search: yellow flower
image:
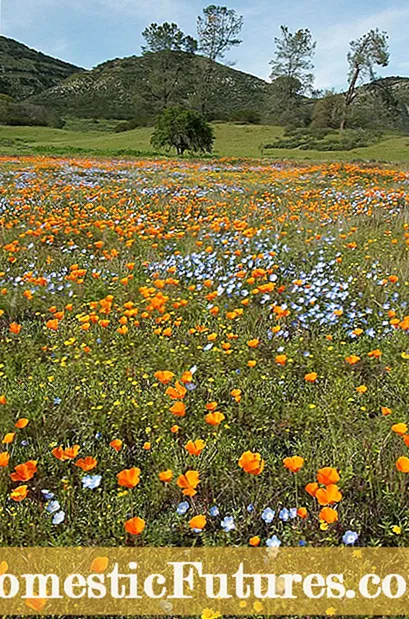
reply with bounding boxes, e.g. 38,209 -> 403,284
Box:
392,525 -> 402,535
253,601 -> 263,613
201,609 -> 221,619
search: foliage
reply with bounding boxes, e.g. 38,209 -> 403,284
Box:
150,106 -> 214,154
196,5 -> 244,113
142,22 -> 197,54
341,29 -> 389,130
0,98 -> 64,128
269,26 -> 316,94
264,127 -> 381,151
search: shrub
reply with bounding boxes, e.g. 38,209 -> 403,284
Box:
151,106 -> 214,155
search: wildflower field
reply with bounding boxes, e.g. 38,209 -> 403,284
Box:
1,155 -> 409,550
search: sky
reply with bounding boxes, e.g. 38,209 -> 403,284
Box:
1,0 -> 409,90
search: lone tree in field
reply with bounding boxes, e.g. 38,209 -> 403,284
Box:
141,23 -> 198,111
196,5 -> 243,113
269,26 -> 316,93
340,28 -> 389,130
151,106 -> 214,155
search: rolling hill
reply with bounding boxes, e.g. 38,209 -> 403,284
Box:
0,36 -> 82,101
30,53 -> 268,120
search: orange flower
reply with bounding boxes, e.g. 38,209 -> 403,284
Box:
305,482 -> 319,497
283,456 -> 304,473
75,457 -> 97,472
275,354 -> 287,366
185,440 -> 206,456
169,402 -> 186,417
9,322 -> 22,334
345,355 -> 361,365
392,423 -> 408,436
319,507 -> 338,523
158,469 -> 173,483
297,507 -> 308,519
90,557 -> 109,573
124,517 -> 145,535
165,382 -> 187,400
177,470 -> 200,496
204,411 -> 225,426
46,319 -> 59,331
205,402 -> 218,411
396,456 -> 409,473
25,598 -> 47,612
189,515 -> 206,530
0,395 -> 7,405
2,433 -> 15,444
249,536 -> 261,546
304,372 -> 318,382
154,370 -> 175,385
238,451 -> 265,475
315,484 -> 342,506
381,407 -> 392,416
10,460 -> 37,482
15,418 -> 29,429
10,485 -> 28,502
110,438 -> 123,452
181,371 -> 193,384
52,445 -> 80,461
317,467 -> 340,486
356,384 -> 367,394
368,349 -> 382,358
117,467 -> 141,488
247,339 -> 259,348
0,452 -> 10,467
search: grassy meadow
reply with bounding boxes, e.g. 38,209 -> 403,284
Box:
0,154 -> 409,559
0,121 -> 408,161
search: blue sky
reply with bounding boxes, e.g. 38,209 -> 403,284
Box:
2,0 -> 409,90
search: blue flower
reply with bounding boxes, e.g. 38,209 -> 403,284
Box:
221,516 -> 235,532
53,397 -> 61,405
209,506 -> 220,517
279,508 -> 290,522
41,489 -> 55,500
52,511 -> 65,525
177,501 -> 190,515
82,474 -> 102,489
45,500 -> 61,514
342,530 -> 358,545
266,535 -> 281,548
247,503 -> 254,513
289,508 -> 297,519
261,507 -> 275,524
298,540 -> 307,546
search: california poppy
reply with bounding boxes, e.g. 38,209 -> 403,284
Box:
158,470 -> 173,483
185,440 -> 205,456
124,517 -> 145,535
117,467 -> 141,488
238,451 -> 265,475
283,456 -> 304,473
189,515 -> 206,530
317,467 -> 340,486
75,457 -> 97,472
177,470 -> 200,496
319,507 -> 338,523
10,460 -> 37,482
10,485 -> 28,502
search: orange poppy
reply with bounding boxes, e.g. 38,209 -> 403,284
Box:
165,382 -> 187,400
189,515 -> 206,530
0,452 -> 10,467
238,451 -> 265,475
15,418 -> 29,429
315,484 -> 342,506
297,507 -> 308,519
304,372 -> 318,382
247,339 -> 259,348
117,467 -> 141,488
204,411 -> 225,426
10,485 -> 28,502
52,445 -> 80,461
305,482 -> 319,497
185,440 -> 205,456
275,354 -> 287,366
158,470 -> 173,483
75,457 -> 97,472
317,467 -> 340,486
0,395 -> 7,405
124,517 -> 145,535
9,322 -> 22,334
10,460 -> 37,482
110,439 -> 123,452
319,507 -> 338,523
169,402 -> 186,417
2,433 -> 15,444
283,456 -> 304,473
345,355 -> 361,365
154,370 -> 175,385
396,456 -> 409,473
249,536 -> 261,546
392,423 -> 408,436
177,470 -> 200,496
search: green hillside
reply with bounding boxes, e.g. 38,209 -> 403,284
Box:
30,53 -> 267,120
0,36 -> 82,100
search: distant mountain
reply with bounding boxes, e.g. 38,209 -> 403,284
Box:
30,53 -> 268,120
0,36 -> 82,100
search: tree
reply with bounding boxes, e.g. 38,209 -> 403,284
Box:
270,26 -> 316,94
340,28 -> 389,130
141,23 -> 197,112
151,106 -> 214,155
196,5 -> 243,113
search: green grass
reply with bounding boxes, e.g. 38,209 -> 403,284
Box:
0,122 -> 408,161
